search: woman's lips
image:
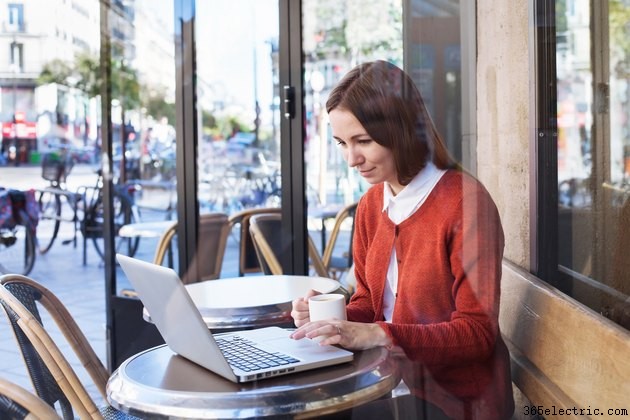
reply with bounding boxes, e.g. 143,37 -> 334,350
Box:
359,168 -> 374,176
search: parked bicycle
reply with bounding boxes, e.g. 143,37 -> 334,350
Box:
36,150 -> 82,254
0,188 -> 39,275
80,169 -> 141,262
199,166 -> 281,214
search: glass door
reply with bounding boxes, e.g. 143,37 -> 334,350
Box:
300,0 -> 403,287
102,0 -> 178,370
194,0 -> 281,279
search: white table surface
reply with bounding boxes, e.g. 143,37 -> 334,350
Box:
185,275 -> 340,308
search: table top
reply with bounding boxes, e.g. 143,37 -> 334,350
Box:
143,275 -> 343,330
119,220 -> 176,238
107,343 -> 400,419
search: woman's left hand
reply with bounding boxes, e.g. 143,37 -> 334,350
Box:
290,320 -> 392,351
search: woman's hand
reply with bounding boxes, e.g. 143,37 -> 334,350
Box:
290,289 -> 320,327
290,320 -> 392,351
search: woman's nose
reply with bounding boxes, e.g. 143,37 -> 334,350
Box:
345,147 -> 362,167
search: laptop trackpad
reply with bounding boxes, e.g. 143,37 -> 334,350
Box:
238,327 -> 351,359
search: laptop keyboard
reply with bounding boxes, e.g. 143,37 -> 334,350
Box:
216,336 -> 301,372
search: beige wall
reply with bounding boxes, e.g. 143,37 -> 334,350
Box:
476,0 -> 531,269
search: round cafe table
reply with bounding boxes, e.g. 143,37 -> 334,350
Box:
143,275 -> 343,330
107,343 -> 401,419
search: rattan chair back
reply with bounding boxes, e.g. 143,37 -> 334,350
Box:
0,275 -> 139,420
321,202 -> 358,279
152,220 -> 178,266
228,207 -> 281,276
196,213 -> 231,281
0,376 -> 61,420
152,213 -> 230,282
248,213 -> 329,278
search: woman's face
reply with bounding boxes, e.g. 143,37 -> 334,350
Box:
329,108 -> 402,193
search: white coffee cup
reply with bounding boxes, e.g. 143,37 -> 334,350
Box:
308,294 -> 347,342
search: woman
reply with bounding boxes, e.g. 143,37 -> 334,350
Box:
290,61 -> 514,419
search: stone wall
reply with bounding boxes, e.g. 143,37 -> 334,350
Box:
476,0 -> 531,269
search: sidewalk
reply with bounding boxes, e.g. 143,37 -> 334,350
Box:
0,163 -> 242,409
0,215 -> 242,410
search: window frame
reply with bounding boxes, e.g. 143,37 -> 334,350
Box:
531,0 -> 560,284
533,0 -> 630,331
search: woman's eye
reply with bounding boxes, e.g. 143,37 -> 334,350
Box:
336,140 -> 346,146
358,139 -> 372,144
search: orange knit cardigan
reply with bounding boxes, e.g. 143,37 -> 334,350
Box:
346,170 -> 514,419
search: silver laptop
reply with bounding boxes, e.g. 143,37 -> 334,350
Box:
116,254 -> 353,383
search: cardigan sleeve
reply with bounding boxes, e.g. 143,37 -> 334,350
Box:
377,182 -> 505,366
345,195 -> 378,323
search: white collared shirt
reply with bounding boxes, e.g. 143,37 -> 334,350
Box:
382,162 -> 446,322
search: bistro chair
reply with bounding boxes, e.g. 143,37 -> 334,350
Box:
320,202 -> 358,280
248,212 -> 329,277
194,212 -> 231,281
0,274 -> 139,420
151,220 -> 178,266
0,376 -> 61,420
227,207 -> 281,276
248,213 -> 351,301
153,213 -> 230,281
121,213 -> 230,298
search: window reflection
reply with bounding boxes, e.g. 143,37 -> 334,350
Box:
302,0 -> 467,287
302,0 -> 403,278
195,0 -> 280,278
556,0 -> 630,329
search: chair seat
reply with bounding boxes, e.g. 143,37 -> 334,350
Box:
329,255 -> 352,270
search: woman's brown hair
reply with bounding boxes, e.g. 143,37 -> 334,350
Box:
326,60 -> 455,185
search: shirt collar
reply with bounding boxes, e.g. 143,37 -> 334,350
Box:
382,161 -> 441,213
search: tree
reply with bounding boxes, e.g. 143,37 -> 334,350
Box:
141,86 -> 176,124
111,59 -> 140,111
304,0 -> 402,63
38,59 -> 73,85
38,53 -> 140,110
73,52 -> 101,97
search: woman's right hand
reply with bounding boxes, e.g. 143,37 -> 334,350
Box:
290,289 -> 320,327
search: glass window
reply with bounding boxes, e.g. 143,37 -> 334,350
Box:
302,0 -> 469,288
196,0 -> 281,210
406,0 -> 464,163
195,0 -> 281,278
10,41 -> 23,72
555,0 -> 630,329
8,3 -> 24,32
302,0 -> 404,286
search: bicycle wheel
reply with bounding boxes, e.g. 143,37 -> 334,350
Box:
37,190 -> 61,254
88,192 -> 140,261
0,225 -> 36,275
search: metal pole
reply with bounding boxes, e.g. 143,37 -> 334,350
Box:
10,38 -> 18,163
